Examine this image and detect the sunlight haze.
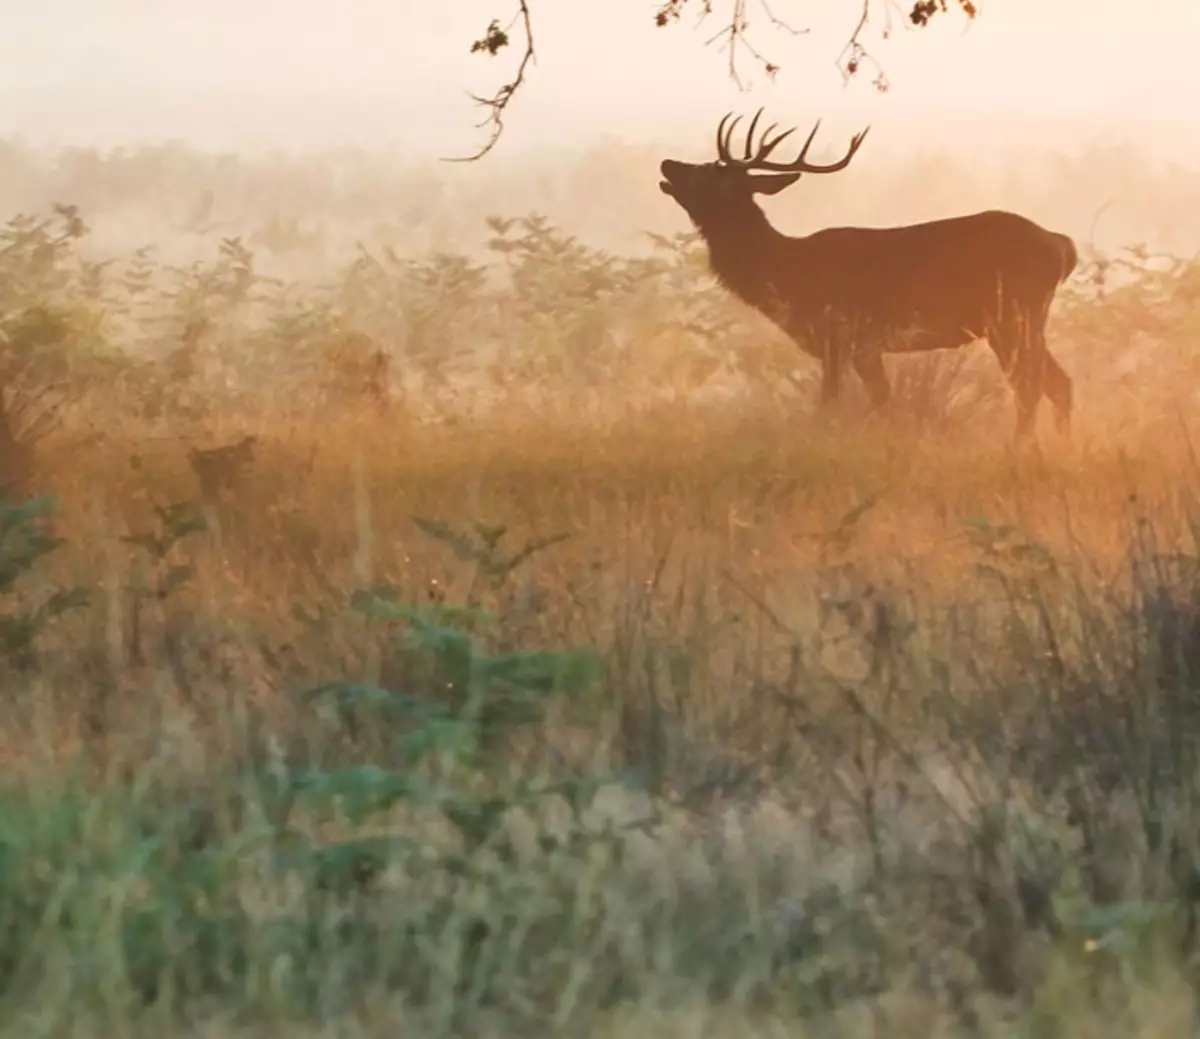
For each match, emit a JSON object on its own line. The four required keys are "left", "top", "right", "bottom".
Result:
{"left": 6, "top": 15, "right": 1200, "bottom": 1032}
{"left": 1, "top": 0, "right": 1199, "bottom": 161}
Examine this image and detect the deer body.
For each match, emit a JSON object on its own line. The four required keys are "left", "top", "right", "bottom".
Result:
{"left": 660, "top": 112, "right": 1077, "bottom": 441}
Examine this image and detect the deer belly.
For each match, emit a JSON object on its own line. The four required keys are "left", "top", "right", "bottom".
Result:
{"left": 883, "top": 326, "right": 978, "bottom": 354}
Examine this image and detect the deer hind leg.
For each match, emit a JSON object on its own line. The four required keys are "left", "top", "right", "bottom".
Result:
{"left": 1012, "top": 345, "right": 1048, "bottom": 446}
{"left": 1041, "top": 350, "right": 1073, "bottom": 437}
{"left": 818, "top": 343, "right": 847, "bottom": 410}
{"left": 1021, "top": 297, "right": 1072, "bottom": 440}
{"left": 986, "top": 307, "right": 1045, "bottom": 446}
{"left": 852, "top": 351, "right": 891, "bottom": 410}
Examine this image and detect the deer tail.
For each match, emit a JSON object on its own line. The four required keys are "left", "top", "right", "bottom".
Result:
{"left": 1057, "top": 234, "right": 1079, "bottom": 284}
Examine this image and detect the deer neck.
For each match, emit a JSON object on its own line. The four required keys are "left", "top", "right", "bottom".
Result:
{"left": 700, "top": 208, "right": 797, "bottom": 311}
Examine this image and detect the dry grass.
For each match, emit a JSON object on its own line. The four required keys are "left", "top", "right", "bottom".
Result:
{"left": 0, "top": 143, "right": 1199, "bottom": 1036}
{"left": 2, "top": 392, "right": 1198, "bottom": 1037}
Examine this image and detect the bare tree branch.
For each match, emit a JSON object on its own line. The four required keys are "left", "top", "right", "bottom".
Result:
{"left": 447, "top": 0, "right": 978, "bottom": 162}
{"left": 443, "top": 0, "right": 536, "bottom": 163}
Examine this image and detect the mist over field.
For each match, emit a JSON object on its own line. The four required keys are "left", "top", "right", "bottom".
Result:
{"left": 3, "top": 4, "right": 1200, "bottom": 1038}
{"left": 4, "top": 0, "right": 1200, "bottom": 271}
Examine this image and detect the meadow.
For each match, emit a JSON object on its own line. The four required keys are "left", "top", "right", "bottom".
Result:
{"left": 1, "top": 134, "right": 1200, "bottom": 1036}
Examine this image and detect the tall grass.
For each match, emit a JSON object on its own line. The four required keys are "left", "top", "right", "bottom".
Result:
{"left": 0, "top": 139, "right": 1197, "bottom": 1037}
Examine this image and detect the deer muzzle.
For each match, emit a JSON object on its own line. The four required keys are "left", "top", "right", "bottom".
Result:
{"left": 659, "top": 159, "right": 680, "bottom": 196}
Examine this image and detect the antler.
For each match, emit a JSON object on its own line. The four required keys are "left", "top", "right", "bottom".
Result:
{"left": 715, "top": 107, "right": 870, "bottom": 174}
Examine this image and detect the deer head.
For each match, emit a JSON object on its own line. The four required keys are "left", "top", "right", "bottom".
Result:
{"left": 659, "top": 109, "right": 871, "bottom": 230}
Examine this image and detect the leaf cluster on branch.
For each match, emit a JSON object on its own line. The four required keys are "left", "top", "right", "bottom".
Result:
{"left": 451, "top": 0, "right": 979, "bottom": 161}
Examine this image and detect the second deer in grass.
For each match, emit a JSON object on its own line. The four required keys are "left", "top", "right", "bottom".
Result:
{"left": 188, "top": 435, "right": 257, "bottom": 501}
{"left": 658, "top": 110, "right": 1078, "bottom": 443}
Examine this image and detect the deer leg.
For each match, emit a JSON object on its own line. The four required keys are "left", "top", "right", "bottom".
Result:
{"left": 1009, "top": 346, "right": 1047, "bottom": 445}
{"left": 1041, "top": 349, "right": 1073, "bottom": 437}
{"left": 1023, "top": 294, "right": 1072, "bottom": 437}
{"left": 987, "top": 309, "right": 1044, "bottom": 446}
{"left": 852, "top": 351, "right": 891, "bottom": 410}
{"left": 818, "top": 341, "right": 847, "bottom": 410}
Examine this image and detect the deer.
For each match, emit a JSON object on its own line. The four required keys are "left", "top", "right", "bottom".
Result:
{"left": 658, "top": 109, "right": 1079, "bottom": 443}
{"left": 187, "top": 434, "right": 258, "bottom": 501}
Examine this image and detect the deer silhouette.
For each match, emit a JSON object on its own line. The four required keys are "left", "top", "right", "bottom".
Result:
{"left": 659, "top": 110, "right": 1078, "bottom": 442}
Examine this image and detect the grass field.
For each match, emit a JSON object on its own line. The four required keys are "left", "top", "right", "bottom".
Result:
{"left": 0, "top": 140, "right": 1199, "bottom": 1036}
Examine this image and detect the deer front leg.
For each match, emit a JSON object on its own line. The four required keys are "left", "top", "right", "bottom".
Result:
{"left": 852, "top": 350, "right": 891, "bottom": 410}
{"left": 819, "top": 342, "right": 846, "bottom": 409}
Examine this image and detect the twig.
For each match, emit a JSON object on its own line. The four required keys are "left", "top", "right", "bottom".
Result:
{"left": 452, "top": 0, "right": 978, "bottom": 159}
{"left": 758, "top": 0, "right": 808, "bottom": 36}
{"left": 443, "top": 0, "right": 536, "bottom": 163}
{"left": 836, "top": 0, "right": 890, "bottom": 89}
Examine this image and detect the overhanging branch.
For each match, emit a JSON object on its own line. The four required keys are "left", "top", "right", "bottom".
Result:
{"left": 443, "top": 0, "right": 536, "bottom": 163}
{"left": 444, "top": 0, "right": 978, "bottom": 162}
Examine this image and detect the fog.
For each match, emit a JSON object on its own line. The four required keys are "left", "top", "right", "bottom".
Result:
{"left": 2, "top": 0, "right": 1199, "bottom": 162}
{"left": 0, "top": 1, "right": 1198, "bottom": 263}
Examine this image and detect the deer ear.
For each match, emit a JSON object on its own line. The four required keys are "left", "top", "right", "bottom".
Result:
{"left": 750, "top": 172, "right": 801, "bottom": 196}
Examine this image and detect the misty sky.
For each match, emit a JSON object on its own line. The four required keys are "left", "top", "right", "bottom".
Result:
{"left": 1, "top": 0, "right": 1198, "bottom": 159}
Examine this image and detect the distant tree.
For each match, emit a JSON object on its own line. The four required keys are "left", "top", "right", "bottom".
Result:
{"left": 449, "top": 0, "right": 979, "bottom": 161}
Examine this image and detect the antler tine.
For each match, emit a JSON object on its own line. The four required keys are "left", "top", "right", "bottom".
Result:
{"left": 818, "top": 127, "right": 870, "bottom": 172}
{"left": 793, "top": 119, "right": 824, "bottom": 167}
{"left": 790, "top": 120, "right": 870, "bottom": 173}
{"left": 726, "top": 115, "right": 745, "bottom": 158}
{"left": 755, "top": 124, "right": 797, "bottom": 164}
{"left": 713, "top": 109, "right": 867, "bottom": 174}
{"left": 752, "top": 120, "right": 779, "bottom": 151}
{"left": 742, "top": 119, "right": 871, "bottom": 174}
{"left": 742, "top": 107, "right": 765, "bottom": 161}
{"left": 717, "top": 113, "right": 745, "bottom": 163}
{"left": 716, "top": 112, "right": 734, "bottom": 161}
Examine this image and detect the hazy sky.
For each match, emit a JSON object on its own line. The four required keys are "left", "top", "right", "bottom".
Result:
{"left": 1, "top": 0, "right": 1198, "bottom": 159}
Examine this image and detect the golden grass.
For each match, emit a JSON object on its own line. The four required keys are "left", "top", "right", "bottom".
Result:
{"left": 1, "top": 134, "right": 1199, "bottom": 1034}
{"left": 39, "top": 393, "right": 1199, "bottom": 601}
{"left": 5, "top": 358, "right": 1200, "bottom": 1038}
{"left": 7, "top": 387, "right": 1191, "bottom": 779}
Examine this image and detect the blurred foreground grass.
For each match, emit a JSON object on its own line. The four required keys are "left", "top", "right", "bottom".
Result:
{"left": 1, "top": 400, "right": 1199, "bottom": 1039}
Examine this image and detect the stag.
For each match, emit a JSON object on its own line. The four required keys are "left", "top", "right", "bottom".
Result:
{"left": 658, "top": 110, "right": 1078, "bottom": 442}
